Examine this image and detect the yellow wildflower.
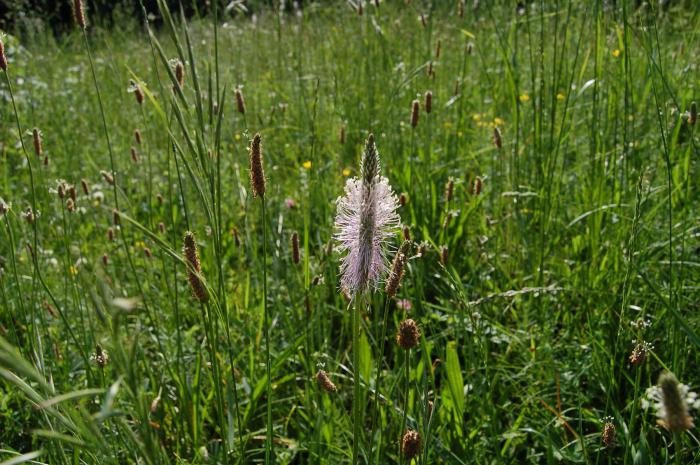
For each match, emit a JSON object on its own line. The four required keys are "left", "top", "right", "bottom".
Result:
{"left": 302, "top": 160, "right": 312, "bottom": 169}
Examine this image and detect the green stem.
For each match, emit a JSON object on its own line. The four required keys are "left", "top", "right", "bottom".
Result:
{"left": 352, "top": 298, "right": 362, "bottom": 465}
{"left": 399, "top": 349, "right": 410, "bottom": 465}
{"left": 263, "top": 196, "right": 273, "bottom": 465}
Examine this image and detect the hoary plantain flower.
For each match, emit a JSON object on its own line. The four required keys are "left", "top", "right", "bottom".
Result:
{"left": 643, "top": 371, "right": 698, "bottom": 433}
{"left": 335, "top": 134, "right": 400, "bottom": 296}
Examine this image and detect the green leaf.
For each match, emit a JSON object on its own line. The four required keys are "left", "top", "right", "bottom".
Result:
{"left": 445, "top": 341, "right": 465, "bottom": 418}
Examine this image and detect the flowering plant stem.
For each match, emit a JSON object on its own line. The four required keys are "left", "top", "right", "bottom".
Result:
{"left": 399, "top": 349, "right": 410, "bottom": 465}
{"left": 263, "top": 197, "right": 273, "bottom": 465}
{"left": 368, "top": 296, "right": 389, "bottom": 464}
{"left": 352, "top": 297, "right": 362, "bottom": 465}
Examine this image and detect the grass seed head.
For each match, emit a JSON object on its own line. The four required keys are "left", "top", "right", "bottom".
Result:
{"left": 470, "top": 176, "right": 483, "bottom": 195}
{"left": 658, "top": 371, "right": 693, "bottom": 433}
{"left": 0, "top": 37, "right": 7, "bottom": 71}
{"left": 602, "top": 420, "right": 615, "bottom": 447}
{"left": 386, "top": 241, "right": 410, "bottom": 297}
{"left": 291, "top": 231, "right": 300, "bottom": 264}
{"left": 424, "top": 90, "right": 433, "bottom": 114}
{"left": 439, "top": 245, "right": 448, "bottom": 266}
{"left": 134, "top": 129, "right": 142, "bottom": 145}
{"left": 401, "top": 430, "right": 422, "bottom": 459}
{"left": 248, "top": 133, "right": 266, "bottom": 198}
{"left": 690, "top": 101, "right": 697, "bottom": 125}
{"left": 90, "top": 345, "right": 109, "bottom": 368}
{"left": 74, "top": 0, "right": 86, "bottom": 29}
{"left": 100, "top": 170, "right": 114, "bottom": 185}
{"left": 183, "top": 231, "right": 209, "bottom": 302}
{"left": 444, "top": 178, "right": 454, "bottom": 202}
{"left": 315, "top": 370, "right": 337, "bottom": 393}
{"left": 411, "top": 99, "right": 420, "bottom": 128}
{"left": 397, "top": 318, "right": 420, "bottom": 350}
{"left": 235, "top": 88, "right": 246, "bottom": 114}
{"left": 174, "top": 60, "right": 185, "bottom": 90}
{"left": 32, "top": 128, "right": 42, "bottom": 157}
{"left": 493, "top": 127, "right": 502, "bottom": 149}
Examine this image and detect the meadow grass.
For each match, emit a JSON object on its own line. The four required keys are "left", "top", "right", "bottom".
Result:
{"left": 0, "top": 1, "right": 699, "bottom": 464}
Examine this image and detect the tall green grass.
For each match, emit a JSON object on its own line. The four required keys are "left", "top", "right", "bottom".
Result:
{"left": 1, "top": 1, "right": 699, "bottom": 464}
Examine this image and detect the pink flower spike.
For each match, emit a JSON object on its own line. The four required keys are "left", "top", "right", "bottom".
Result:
{"left": 334, "top": 134, "right": 400, "bottom": 296}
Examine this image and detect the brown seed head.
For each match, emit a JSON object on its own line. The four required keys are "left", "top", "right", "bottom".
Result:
{"left": 112, "top": 209, "right": 120, "bottom": 225}
{"left": 439, "top": 245, "right": 448, "bottom": 266}
{"left": 411, "top": 100, "right": 420, "bottom": 128}
{"left": 174, "top": 61, "right": 185, "bottom": 90}
{"left": 184, "top": 231, "right": 208, "bottom": 302}
{"left": 401, "top": 430, "right": 422, "bottom": 460}
{"left": 0, "top": 37, "right": 7, "bottom": 71}
{"left": 131, "top": 80, "right": 145, "bottom": 105}
{"left": 602, "top": 421, "right": 615, "bottom": 447}
{"left": 402, "top": 225, "right": 411, "bottom": 242}
{"left": 386, "top": 241, "right": 410, "bottom": 297}
{"left": 339, "top": 124, "right": 346, "bottom": 144}
{"left": 81, "top": 178, "right": 90, "bottom": 195}
{"left": 291, "top": 232, "right": 300, "bottom": 264}
{"left": 469, "top": 176, "right": 483, "bottom": 196}
{"left": 144, "top": 247, "right": 153, "bottom": 259}
{"left": 493, "top": 127, "right": 502, "bottom": 149}
{"left": 435, "top": 39, "right": 441, "bottom": 58}
{"left": 130, "top": 146, "right": 139, "bottom": 163}
{"left": 156, "top": 193, "right": 164, "bottom": 206}
{"left": 23, "top": 208, "right": 35, "bottom": 224}
{"left": 399, "top": 192, "right": 408, "bottom": 207}
{"left": 248, "top": 133, "right": 266, "bottom": 198}
{"left": 424, "top": 91, "right": 433, "bottom": 114}
{"left": 458, "top": 0, "right": 465, "bottom": 17}
{"left": 158, "top": 222, "right": 165, "bottom": 234}
{"left": 68, "top": 185, "right": 76, "bottom": 201}
{"left": 74, "top": 0, "right": 86, "bottom": 29}
{"left": 315, "top": 370, "right": 337, "bottom": 393}
{"left": 629, "top": 342, "right": 650, "bottom": 367}
{"left": 91, "top": 345, "right": 109, "bottom": 368}
{"left": 444, "top": 178, "right": 454, "bottom": 202}
{"left": 134, "top": 129, "right": 142, "bottom": 145}
{"left": 107, "top": 227, "right": 115, "bottom": 242}
{"left": 235, "top": 88, "right": 246, "bottom": 114}
{"left": 66, "top": 198, "right": 75, "bottom": 212}
{"left": 100, "top": 170, "right": 114, "bottom": 185}
{"left": 102, "top": 253, "right": 109, "bottom": 266}
{"left": 690, "top": 102, "right": 697, "bottom": 125}
{"left": 32, "top": 128, "right": 42, "bottom": 157}
{"left": 658, "top": 371, "right": 693, "bottom": 433}
{"left": 397, "top": 319, "right": 420, "bottom": 350}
